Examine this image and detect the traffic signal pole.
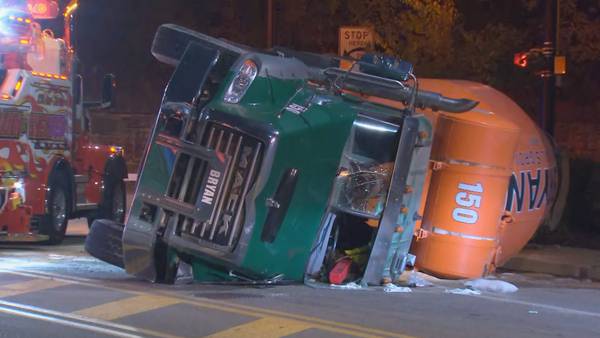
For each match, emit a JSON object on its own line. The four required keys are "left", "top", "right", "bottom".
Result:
{"left": 540, "top": 0, "right": 558, "bottom": 136}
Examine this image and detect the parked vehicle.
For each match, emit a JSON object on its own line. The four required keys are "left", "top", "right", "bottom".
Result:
{"left": 0, "top": 0, "right": 126, "bottom": 244}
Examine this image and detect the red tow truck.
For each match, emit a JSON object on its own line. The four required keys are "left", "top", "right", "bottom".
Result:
{"left": 0, "top": 0, "right": 127, "bottom": 244}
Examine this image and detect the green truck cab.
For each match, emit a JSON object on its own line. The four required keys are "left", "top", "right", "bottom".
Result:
{"left": 86, "top": 24, "right": 477, "bottom": 286}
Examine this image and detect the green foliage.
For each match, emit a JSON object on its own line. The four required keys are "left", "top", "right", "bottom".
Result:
{"left": 334, "top": 0, "right": 458, "bottom": 75}
{"left": 323, "top": 0, "right": 532, "bottom": 88}
{"left": 453, "top": 23, "right": 529, "bottom": 86}
{"left": 77, "top": 0, "right": 599, "bottom": 113}
{"left": 324, "top": 0, "right": 599, "bottom": 103}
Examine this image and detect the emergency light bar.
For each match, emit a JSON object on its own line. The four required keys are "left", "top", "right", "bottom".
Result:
{"left": 27, "top": 0, "right": 59, "bottom": 19}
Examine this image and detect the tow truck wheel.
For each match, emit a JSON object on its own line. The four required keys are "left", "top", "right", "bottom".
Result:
{"left": 44, "top": 178, "right": 70, "bottom": 245}
{"left": 94, "top": 178, "right": 126, "bottom": 226}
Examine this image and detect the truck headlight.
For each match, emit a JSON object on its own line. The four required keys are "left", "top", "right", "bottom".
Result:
{"left": 223, "top": 59, "right": 258, "bottom": 104}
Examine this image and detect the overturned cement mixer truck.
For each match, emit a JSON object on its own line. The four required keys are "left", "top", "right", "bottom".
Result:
{"left": 86, "top": 24, "right": 558, "bottom": 286}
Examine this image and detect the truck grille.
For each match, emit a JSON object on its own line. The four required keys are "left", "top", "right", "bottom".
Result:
{"left": 166, "top": 122, "right": 262, "bottom": 249}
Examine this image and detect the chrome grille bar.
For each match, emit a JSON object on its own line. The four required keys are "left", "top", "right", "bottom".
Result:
{"left": 209, "top": 134, "right": 243, "bottom": 240}
{"left": 161, "top": 122, "right": 262, "bottom": 250}
{"left": 228, "top": 143, "right": 261, "bottom": 246}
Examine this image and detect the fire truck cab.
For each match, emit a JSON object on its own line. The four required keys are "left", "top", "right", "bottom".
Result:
{"left": 0, "top": 0, "right": 127, "bottom": 244}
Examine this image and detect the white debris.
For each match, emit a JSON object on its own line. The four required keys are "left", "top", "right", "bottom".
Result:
{"left": 445, "top": 288, "right": 482, "bottom": 295}
{"left": 383, "top": 284, "right": 412, "bottom": 293}
{"left": 330, "top": 282, "right": 362, "bottom": 290}
{"left": 407, "top": 271, "right": 434, "bottom": 287}
{"left": 465, "top": 279, "right": 519, "bottom": 293}
{"left": 528, "top": 310, "right": 539, "bottom": 314}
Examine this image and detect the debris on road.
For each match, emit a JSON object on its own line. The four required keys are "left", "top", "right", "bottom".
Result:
{"left": 395, "top": 270, "right": 437, "bottom": 288}
{"left": 445, "top": 288, "right": 482, "bottom": 296}
{"left": 383, "top": 284, "right": 412, "bottom": 293}
{"left": 329, "top": 282, "right": 363, "bottom": 290}
{"left": 465, "top": 278, "right": 519, "bottom": 293}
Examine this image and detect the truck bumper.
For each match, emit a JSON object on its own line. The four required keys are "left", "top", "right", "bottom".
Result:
{"left": 0, "top": 190, "right": 48, "bottom": 242}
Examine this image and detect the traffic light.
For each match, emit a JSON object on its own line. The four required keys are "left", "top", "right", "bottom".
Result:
{"left": 514, "top": 52, "right": 528, "bottom": 68}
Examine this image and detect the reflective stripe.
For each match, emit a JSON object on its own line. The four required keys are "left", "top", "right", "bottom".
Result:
{"left": 432, "top": 226, "right": 496, "bottom": 241}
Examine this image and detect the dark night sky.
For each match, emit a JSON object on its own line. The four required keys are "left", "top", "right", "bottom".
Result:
{"left": 66, "top": 0, "right": 600, "bottom": 122}
{"left": 74, "top": 0, "right": 267, "bottom": 113}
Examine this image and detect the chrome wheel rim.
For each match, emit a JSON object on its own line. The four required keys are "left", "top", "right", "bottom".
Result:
{"left": 52, "top": 189, "right": 67, "bottom": 231}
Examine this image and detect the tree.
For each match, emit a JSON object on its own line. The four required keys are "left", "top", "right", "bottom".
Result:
{"left": 333, "top": 0, "right": 458, "bottom": 76}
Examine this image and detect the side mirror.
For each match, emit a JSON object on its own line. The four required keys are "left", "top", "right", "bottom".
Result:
{"left": 101, "top": 74, "right": 116, "bottom": 109}
{"left": 151, "top": 24, "right": 245, "bottom": 66}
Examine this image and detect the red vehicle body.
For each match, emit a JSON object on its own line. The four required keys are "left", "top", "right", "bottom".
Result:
{"left": 0, "top": 0, "right": 126, "bottom": 244}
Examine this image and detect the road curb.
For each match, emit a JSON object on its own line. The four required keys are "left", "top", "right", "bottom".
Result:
{"left": 502, "top": 257, "right": 586, "bottom": 279}
{"left": 501, "top": 246, "right": 600, "bottom": 281}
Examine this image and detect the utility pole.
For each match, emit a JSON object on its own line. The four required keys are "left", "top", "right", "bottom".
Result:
{"left": 266, "top": 0, "right": 273, "bottom": 48}
{"left": 540, "top": 0, "right": 558, "bottom": 136}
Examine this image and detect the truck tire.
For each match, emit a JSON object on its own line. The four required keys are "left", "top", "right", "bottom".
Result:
{"left": 43, "top": 177, "right": 70, "bottom": 245}
{"left": 85, "top": 219, "right": 125, "bottom": 268}
{"left": 92, "top": 177, "right": 126, "bottom": 226}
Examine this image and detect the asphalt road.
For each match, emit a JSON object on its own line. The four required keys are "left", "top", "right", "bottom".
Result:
{"left": 1, "top": 220, "right": 600, "bottom": 338}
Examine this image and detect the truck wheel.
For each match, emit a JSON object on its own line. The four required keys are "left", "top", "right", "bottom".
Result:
{"left": 98, "top": 178, "right": 126, "bottom": 223}
{"left": 85, "top": 219, "right": 125, "bottom": 268}
{"left": 44, "top": 178, "right": 70, "bottom": 245}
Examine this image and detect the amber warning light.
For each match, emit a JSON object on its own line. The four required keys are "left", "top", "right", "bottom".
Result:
{"left": 110, "top": 146, "right": 124, "bottom": 156}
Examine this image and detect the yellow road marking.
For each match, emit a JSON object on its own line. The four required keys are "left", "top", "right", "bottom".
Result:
{"left": 204, "top": 316, "right": 312, "bottom": 338}
{"left": 172, "top": 295, "right": 402, "bottom": 337}
{"left": 0, "top": 304, "right": 142, "bottom": 338}
{"left": 74, "top": 294, "right": 182, "bottom": 321}
{"left": 0, "top": 299, "right": 184, "bottom": 338}
{"left": 0, "top": 278, "right": 68, "bottom": 298}
{"left": 2, "top": 270, "right": 413, "bottom": 338}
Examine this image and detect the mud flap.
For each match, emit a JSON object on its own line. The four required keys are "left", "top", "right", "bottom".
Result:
{"left": 85, "top": 219, "right": 125, "bottom": 268}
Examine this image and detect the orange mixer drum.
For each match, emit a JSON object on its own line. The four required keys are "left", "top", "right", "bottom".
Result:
{"left": 413, "top": 109, "right": 520, "bottom": 278}
{"left": 354, "top": 78, "right": 558, "bottom": 279}
{"left": 411, "top": 79, "right": 557, "bottom": 278}
{"left": 450, "top": 81, "right": 558, "bottom": 266}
